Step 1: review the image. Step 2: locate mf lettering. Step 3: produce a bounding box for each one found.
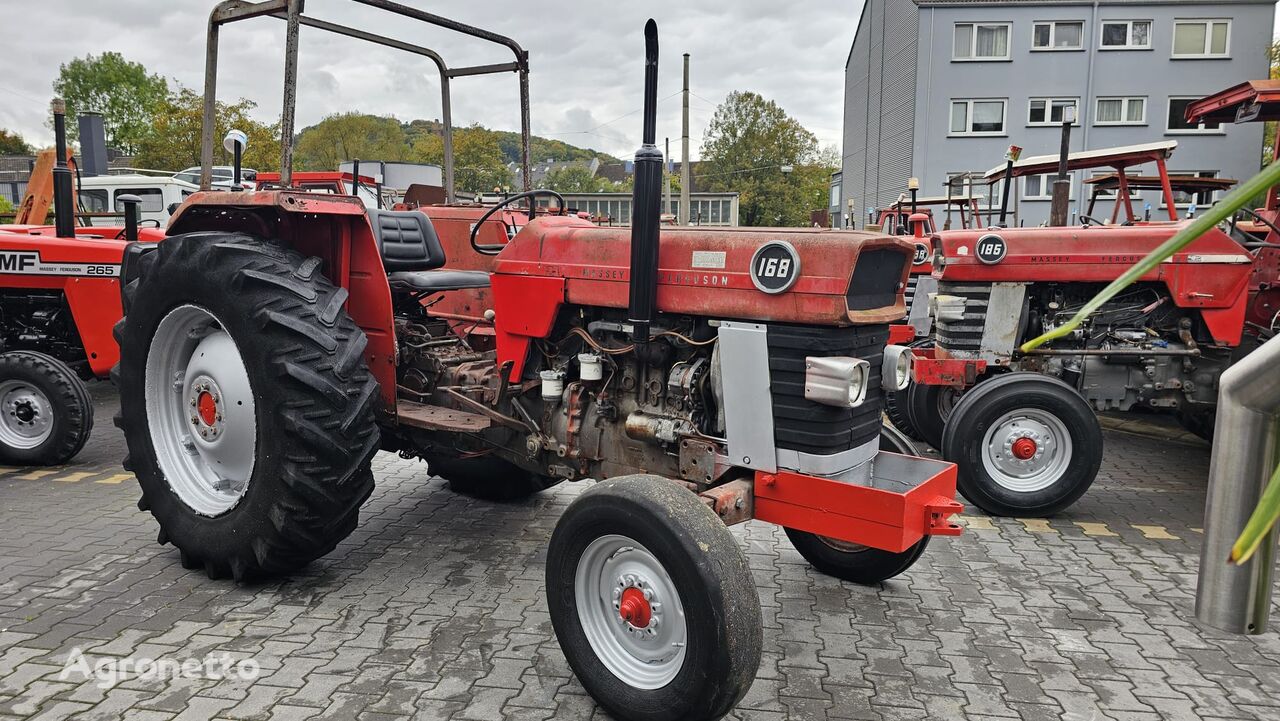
[0,252,38,272]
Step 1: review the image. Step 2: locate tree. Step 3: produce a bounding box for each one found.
[412,125,511,193]
[294,113,408,171]
[0,129,31,155]
[1266,40,1280,166]
[0,196,14,224]
[52,52,169,154]
[698,91,837,226]
[544,164,610,193]
[134,87,279,172]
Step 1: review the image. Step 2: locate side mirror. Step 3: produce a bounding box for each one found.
[116,194,142,241]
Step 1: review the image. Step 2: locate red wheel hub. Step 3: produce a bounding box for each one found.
[197,391,218,427]
[1011,437,1037,460]
[618,587,651,628]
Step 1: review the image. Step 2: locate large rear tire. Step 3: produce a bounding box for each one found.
[431,455,559,501]
[784,426,929,585]
[0,351,93,465]
[546,476,761,721]
[114,233,380,581]
[942,372,1102,517]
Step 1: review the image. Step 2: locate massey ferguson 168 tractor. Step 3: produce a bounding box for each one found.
[0,101,166,465]
[903,133,1275,518]
[111,4,963,719]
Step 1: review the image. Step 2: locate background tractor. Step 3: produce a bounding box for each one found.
[900,124,1275,518]
[110,4,963,720]
[0,100,167,465]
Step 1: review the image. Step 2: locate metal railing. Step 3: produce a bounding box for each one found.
[1195,334,1280,634]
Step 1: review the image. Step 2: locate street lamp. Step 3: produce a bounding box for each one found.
[780,165,794,174]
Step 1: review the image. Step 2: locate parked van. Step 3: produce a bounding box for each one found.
[77,175,200,227]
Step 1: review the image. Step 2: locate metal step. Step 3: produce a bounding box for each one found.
[397,400,491,432]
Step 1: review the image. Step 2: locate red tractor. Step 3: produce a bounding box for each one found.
[902,129,1274,518]
[110,5,963,720]
[0,101,166,465]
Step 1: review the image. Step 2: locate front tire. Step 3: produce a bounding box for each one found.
[906,381,962,449]
[431,455,559,501]
[942,372,1102,517]
[546,476,761,721]
[114,233,380,581]
[784,426,929,585]
[0,351,93,465]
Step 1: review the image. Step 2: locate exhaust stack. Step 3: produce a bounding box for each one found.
[627,19,662,343]
[50,98,75,239]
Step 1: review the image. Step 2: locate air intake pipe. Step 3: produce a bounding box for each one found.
[51,98,75,239]
[627,19,662,343]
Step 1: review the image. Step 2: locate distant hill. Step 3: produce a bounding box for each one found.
[403,119,619,165]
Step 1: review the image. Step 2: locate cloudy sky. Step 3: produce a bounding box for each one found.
[0,0,865,162]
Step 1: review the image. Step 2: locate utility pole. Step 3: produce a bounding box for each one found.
[680,52,691,225]
[1049,106,1076,227]
[664,137,672,215]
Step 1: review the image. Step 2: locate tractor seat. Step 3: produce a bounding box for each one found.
[388,270,490,293]
[368,208,491,293]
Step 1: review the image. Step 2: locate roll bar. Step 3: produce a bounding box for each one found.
[200,0,533,202]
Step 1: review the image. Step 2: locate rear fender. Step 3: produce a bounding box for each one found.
[166,191,397,411]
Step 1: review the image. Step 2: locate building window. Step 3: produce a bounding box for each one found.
[1163,171,1220,207]
[1167,97,1223,134]
[1028,98,1079,126]
[950,99,1007,135]
[953,23,1011,60]
[1095,97,1146,125]
[1024,173,1074,201]
[1032,21,1084,50]
[1172,19,1230,58]
[1100,20,1152,49]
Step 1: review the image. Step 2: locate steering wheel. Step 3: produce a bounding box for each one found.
[469,189,566,256]
[1234,207,1280,246]
[1078,215,1106,227]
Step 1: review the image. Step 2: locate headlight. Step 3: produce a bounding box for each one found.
[804,356,870,408]
[882,345,912,392]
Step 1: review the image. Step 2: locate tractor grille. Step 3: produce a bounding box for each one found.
[934,281,990,355]
[846,248,906,312]
[904,273,922,315]
[766,324,887,456]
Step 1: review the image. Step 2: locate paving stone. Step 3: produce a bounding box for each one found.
[0,387,1273,720]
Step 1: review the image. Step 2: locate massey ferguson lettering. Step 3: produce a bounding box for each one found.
[0,250,120,277]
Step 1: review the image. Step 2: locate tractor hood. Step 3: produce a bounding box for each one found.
[933,221,1254,310]
[492,214,913,326]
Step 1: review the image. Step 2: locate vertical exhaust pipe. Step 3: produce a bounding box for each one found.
[627,19,662,343]
[50,98,75,238]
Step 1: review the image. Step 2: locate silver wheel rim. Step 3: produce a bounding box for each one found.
[144,305,256,516]
[575,534,688,689]
[0,381,54,449]
[980,408,1073,493]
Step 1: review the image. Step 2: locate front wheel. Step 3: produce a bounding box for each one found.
[546,476,761,721]
[0,351,93,465]
[431,455,559,501]
[942,372,1102,517]
[784,425,929,585]
[906,381,962,450]
[115,233,380,581]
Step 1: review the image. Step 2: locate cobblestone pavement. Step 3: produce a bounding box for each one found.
[1,384,1278,721]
